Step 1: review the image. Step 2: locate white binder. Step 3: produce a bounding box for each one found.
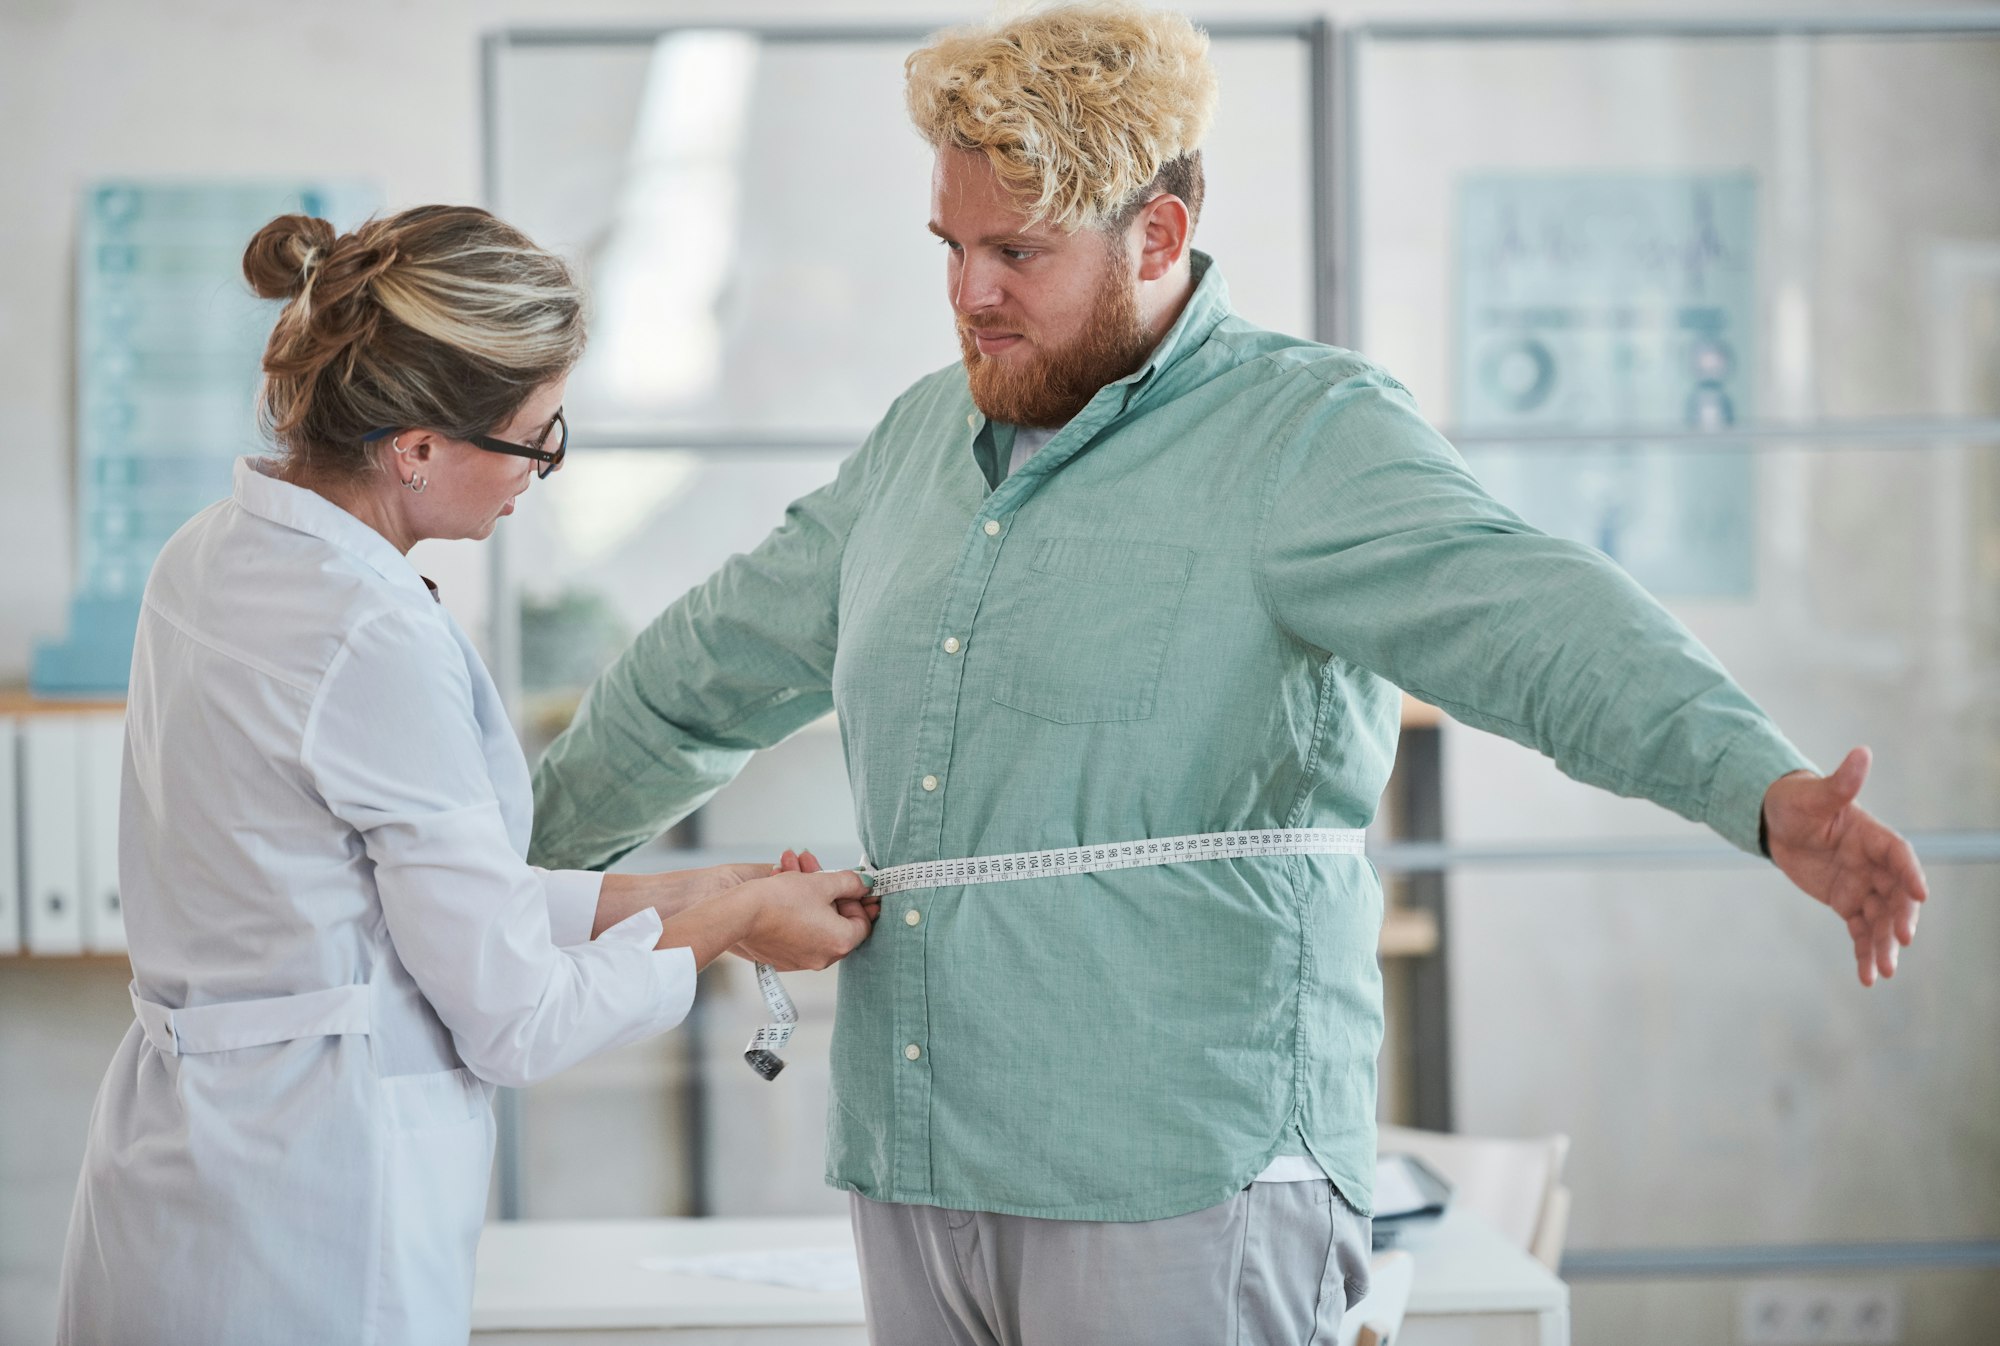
[0,719,19,954]
[21,717,84,955]
[79,713,127,953]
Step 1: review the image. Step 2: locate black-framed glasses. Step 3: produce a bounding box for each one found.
[363,408,568,479]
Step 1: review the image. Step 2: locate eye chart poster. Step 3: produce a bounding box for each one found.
[36,180,374,693]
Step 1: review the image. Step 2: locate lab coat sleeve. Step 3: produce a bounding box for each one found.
[534,866,604,947]
[1254,368,1813,854]
[529,416,885,872]
[305,606,696,1088]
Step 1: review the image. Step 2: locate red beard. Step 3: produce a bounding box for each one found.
[957,257,1156,428]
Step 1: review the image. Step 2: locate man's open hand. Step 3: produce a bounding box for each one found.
[1762,747,1928,987]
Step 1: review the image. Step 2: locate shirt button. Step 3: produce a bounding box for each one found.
[943,636,961,654]
[921,775,939,792]
[983,520,1001,537]
[905,1043,923,1061]
[966,413,977,429]
[905,909,922,926]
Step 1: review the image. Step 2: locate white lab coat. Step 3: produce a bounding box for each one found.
[58,458,696,1346]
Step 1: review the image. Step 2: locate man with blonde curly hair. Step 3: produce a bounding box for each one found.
[535,5,1925,1341]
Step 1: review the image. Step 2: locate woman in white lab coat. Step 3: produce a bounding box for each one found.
[55,206,877,1346]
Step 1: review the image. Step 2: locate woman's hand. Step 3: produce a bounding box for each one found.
[726,859,877,971]
[733,850,880,967]
[645,860,873,972]
[593,863,773,939]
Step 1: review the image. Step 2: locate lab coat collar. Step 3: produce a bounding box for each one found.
[232,456,435,603]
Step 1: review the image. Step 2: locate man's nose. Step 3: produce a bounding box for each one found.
[951,253,1003,316]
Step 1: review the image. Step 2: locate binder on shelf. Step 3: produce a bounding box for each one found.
[21,717,84,955]
[0,719,19,955]
[79,713,126,954]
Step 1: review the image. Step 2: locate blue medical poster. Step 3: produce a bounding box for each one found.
[1456,174,1756,598]
[34,180,376,694]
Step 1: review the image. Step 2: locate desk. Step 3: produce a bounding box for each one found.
[471,1207,1567,1345]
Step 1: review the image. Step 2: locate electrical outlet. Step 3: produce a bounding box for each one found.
[1738,1281,1901,1345]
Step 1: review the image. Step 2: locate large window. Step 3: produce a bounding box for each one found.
[1344,15,2000,1338]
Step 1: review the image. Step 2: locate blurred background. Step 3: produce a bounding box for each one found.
[1,1,1996,1342]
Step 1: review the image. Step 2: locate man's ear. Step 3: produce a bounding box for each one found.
[1133,193,1191,282]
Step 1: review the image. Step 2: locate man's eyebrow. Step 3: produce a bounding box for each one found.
[927,220,1048,247]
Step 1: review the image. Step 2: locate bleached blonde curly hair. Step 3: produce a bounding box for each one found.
[905,3,1218,234]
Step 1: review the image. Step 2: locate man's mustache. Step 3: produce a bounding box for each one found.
[958,316,1027,336]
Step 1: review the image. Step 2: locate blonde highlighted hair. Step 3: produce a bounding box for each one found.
[905,2,1218,233]
[243,205,584,478]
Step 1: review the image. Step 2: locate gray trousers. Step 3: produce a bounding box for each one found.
[849,1183,1372,1346]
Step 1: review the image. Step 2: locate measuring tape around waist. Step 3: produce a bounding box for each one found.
[743,828,1368,1080]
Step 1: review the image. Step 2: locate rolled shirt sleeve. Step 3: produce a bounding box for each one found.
[305,606,695,1089]
[1255,369,1813,853]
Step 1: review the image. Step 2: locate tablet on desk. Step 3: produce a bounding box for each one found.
[1371,1152,1453,1250]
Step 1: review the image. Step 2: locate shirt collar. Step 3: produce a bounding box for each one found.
[967,249,1233,438]
[231,456,436,602]
[966,251,1233,481]
[1112,249,1231,395]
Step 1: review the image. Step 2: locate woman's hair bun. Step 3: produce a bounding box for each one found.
[242,214,339,301]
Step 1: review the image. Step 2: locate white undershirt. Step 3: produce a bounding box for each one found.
[1007,423,1060,476]
[999,420,1329,1185]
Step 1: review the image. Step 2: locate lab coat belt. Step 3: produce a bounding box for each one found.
[130,981,373,1057]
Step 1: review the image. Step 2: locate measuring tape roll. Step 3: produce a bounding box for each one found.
[743,828,1367,1080]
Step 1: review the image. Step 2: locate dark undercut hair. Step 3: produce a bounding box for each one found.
[1105,152,1206,238]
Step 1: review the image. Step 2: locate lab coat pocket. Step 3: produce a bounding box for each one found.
[375,1067,495,1344]
[990,538,1194,724]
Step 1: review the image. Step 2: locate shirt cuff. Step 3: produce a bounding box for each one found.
[594,906,699,1034]
[1703,726,1816,855]
[535,866,607,948]
[647,944,699,1033]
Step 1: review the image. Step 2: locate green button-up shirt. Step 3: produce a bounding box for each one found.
[529,253,1810,1221]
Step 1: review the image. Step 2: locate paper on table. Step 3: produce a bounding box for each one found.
[639,1246,861,1294]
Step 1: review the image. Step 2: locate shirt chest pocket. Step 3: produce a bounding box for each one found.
[988,538,1194,725]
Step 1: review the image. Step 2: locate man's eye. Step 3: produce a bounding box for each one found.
[1002,248,1036,262]
[937,238,962,253]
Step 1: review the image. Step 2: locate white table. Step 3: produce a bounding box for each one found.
[472,1207,1568,1345]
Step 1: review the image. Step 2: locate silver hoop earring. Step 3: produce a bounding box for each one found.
[406,475,428,494]
[391,436,408,455]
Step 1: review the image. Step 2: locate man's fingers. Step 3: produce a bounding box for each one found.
[1892,834,1929,906]
[1826,746,1871,807]
[798,850,824,873]
[1825,863,1871,922]
[1847,915,1873,975]
[1870,895,1898,981]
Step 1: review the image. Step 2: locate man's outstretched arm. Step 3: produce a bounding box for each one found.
[1257,369,1926,985]
[529,438,877,873]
